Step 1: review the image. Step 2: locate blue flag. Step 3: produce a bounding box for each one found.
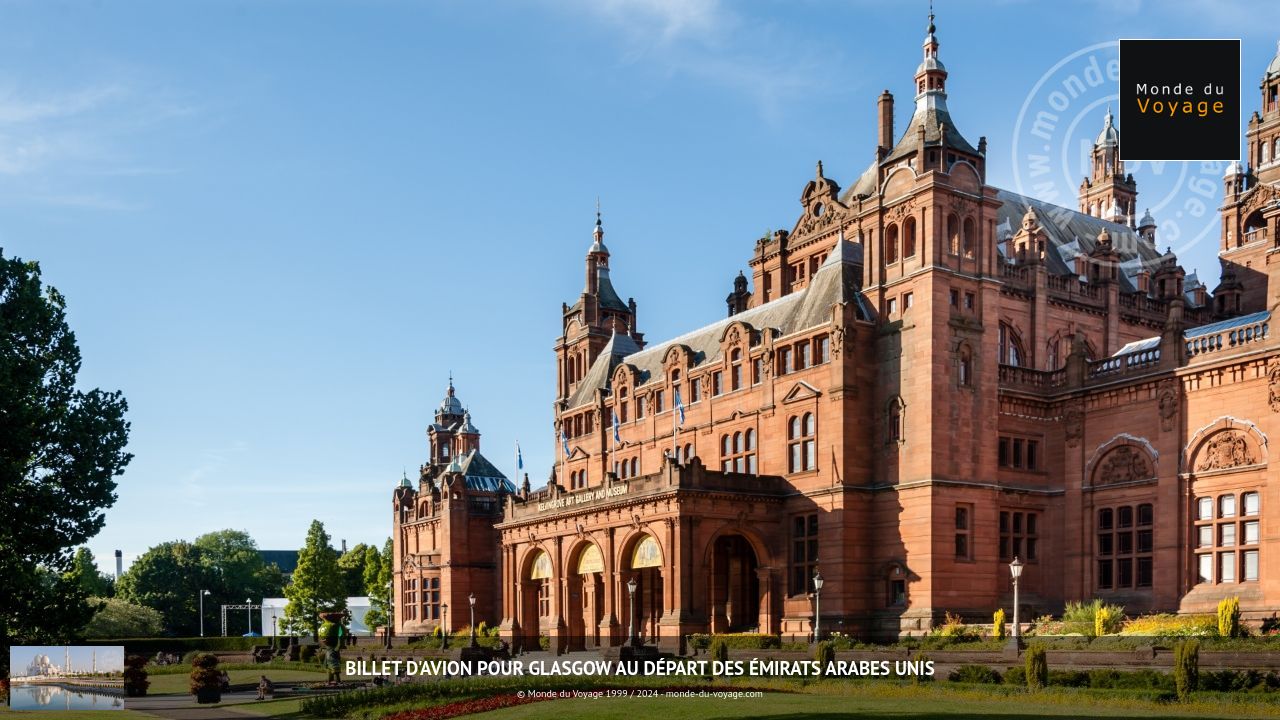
[562,428,571,457]
[516,441,523,472]
[612,409,621,443]
[674,389,685,427]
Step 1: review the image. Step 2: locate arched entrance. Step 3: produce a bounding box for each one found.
[520,549,553,648]
[621,534,664,645]
[568,543,604,650]
[709,533,760,633]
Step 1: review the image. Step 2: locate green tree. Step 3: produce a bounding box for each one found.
[283,520,346,638]
[66,547,114,598]
[363,539,392,631]
[116,541,207,635]
[194,529,284,630]
[337,543,370,597]
[82,598,164,638]
[0,251,133,676]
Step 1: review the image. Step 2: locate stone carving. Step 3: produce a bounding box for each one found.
[1065,404,1084,448]
[1196,431,1257,472]
[1157,381,1179,432]
[1095,446,1154,485]
[1269,359,1280,413]
[727,326,741,347]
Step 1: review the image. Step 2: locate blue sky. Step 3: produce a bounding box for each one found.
[10,646,124,675]
[2,0,1274,575]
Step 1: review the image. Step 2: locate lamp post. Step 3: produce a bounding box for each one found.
[199,590,211,637]
[271,614,278,647]
[442,604,449,649]
[246,598,253,635]
[1009,557,1024,649]
[468,593,478,648]
[385,580,394,650]
[812,570,824,643]
[626,576,639,647]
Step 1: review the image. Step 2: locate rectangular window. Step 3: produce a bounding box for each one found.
[790,514,819,596]
[1197,525,1213,547]
[964,292,975,310]
[690,378,702,403]
[712,371,723,396]
[887,298,897,315]
[904,292,914,310]
[1243,550,1259,582]
[1137,557,1153,587]
[1244,520,1260,545]
[751,358,762,385]
[636,396,646,419]
[1243,491,1260,516]
[1012,439,1024,468]
[1117,558,1133,587]
[655,390,665,413]
[1098,559,1113,589]
[1221,494,1236,518]
[778,349,791,375]
[1098,533,1113,555]
[1219,552,1236,583]
[950,289,958,306]
[1197,497,1213,520]
[817,336,830,363]
[954,504,972,561]
[1197,554,1213,584]
[998,437,1009,467]
[1137,528,1153,554]
[795,343,809,370]
[1220,523,1236,547]
[1027,441,1038,471]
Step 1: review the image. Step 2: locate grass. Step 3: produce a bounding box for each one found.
[468,683,1280,720]
[145,668,329,694]
[0,711,154,720]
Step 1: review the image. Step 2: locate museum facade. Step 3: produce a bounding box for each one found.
[392,18,1280,652]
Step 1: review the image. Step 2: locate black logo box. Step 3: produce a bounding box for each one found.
[1120,39,1240,161]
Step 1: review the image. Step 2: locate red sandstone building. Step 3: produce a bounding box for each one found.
[393,19,1280,651]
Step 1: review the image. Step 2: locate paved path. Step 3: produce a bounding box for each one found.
[127,691,296,720]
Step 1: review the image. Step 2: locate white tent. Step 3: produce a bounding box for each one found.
[259,597,375,637]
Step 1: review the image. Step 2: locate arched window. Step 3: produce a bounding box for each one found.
[630,457,638,477]
[683,443,694,463]
[1264,140,1272,165]
[788,413,816,472]
[886,224,899,264]
[618,387,629,423]
[671,369,681,404]
[999,323,1026,367]
[958,344,973,387]
[1046,338,1061,370]
[887,397,904,444]
[947,214,959,255]
[904,216,917,258]
[962,217,975,257]
[730,349,743,391]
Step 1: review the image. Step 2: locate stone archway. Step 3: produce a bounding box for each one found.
[567,542,605,650]
[619,533,664,645]
[708,533,762,633]
[519,549,553,649]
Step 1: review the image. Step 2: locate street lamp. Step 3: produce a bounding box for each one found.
[199,590,211,637]
[385,580,394,649]
[812,570,824,643]
[1009,557,1024,648]
[442,604,449,649]
[246,598,253,635]
[468,593,478,648]
[626,576,639,647]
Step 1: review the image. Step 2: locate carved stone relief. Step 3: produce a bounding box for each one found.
[1094,446,1154,486]
[1196,431,1257,472]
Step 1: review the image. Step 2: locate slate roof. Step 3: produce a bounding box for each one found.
[596,266,629,311]
[884,101,979,165]
[427,450,516,493]
[994,189,1166,293]
[565,236,870,410]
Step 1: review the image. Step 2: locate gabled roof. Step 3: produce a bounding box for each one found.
[884,102,979,165]
[432,450,516,493]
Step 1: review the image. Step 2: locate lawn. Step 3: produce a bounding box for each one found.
[0,711,154,720]
[145,669,328,694]
[468,691,1270,720]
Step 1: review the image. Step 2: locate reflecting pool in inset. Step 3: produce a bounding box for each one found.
[9,684,125,711]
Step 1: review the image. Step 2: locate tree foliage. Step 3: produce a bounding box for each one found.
[116,530,282,636]
[283,520,346,637]
[362,539,392,630]
[337,543,370,597]
[66,547,114,598]
[0,250,132,675]
[82,597,164,638]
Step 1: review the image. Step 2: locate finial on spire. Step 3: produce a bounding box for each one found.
[816,159,824,178]
[447,372,454,396]
[593,197,605,242]
[928,0,935,35]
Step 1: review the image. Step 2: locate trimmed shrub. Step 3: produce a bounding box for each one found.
[1087,669,1172,691]
[813,640,835,676]
[710,638,729,664]
[122,655,149,697]
[1173,638,1200,701]
[1218,597,1241,638]
[1024,644,1048,689]
[298,644,316,663]
[188,654,220,698]
[930,612,980,641]
[1046,670,1089,688]
[538,635,550,651]
[1004,666,1025,686]
[992,608,1006,641]
[1062,600,1124,637]
[911,652,932,685]
[948,664,1002,684]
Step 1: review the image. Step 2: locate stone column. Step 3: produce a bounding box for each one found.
[756,567,775,635]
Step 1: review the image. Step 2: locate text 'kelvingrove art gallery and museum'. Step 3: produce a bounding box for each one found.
[392,20,1280,655]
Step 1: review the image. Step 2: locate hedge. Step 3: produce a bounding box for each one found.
[687,633,781,650]
[81,637,265,654]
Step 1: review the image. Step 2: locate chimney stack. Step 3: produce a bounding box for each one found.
[341,539,348,553]
[114,550,122,581]
[877,90,894,153]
